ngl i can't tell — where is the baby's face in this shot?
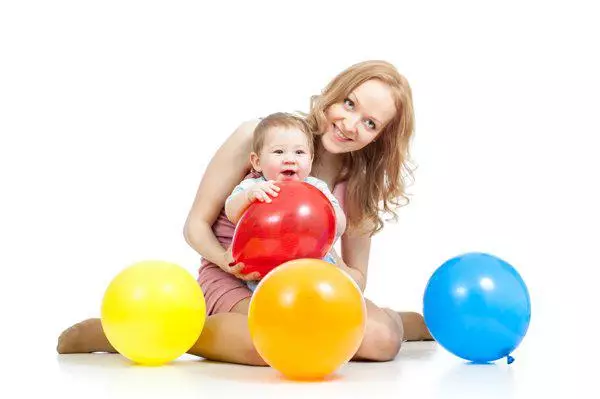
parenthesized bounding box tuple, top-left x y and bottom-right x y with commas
(253, 127, 312, 182)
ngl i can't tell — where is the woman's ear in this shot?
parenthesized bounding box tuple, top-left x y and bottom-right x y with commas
(250, 152, 261, 172)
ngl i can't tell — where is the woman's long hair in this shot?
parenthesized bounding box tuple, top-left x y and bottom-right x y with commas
(306, 60, 416, 235)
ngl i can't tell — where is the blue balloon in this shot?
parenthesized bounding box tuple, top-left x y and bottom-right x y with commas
(423, 252, 531, 363)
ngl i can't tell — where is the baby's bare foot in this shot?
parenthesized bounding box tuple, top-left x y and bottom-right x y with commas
(57, 318, 117, 354)
(398, 312, 434, 341)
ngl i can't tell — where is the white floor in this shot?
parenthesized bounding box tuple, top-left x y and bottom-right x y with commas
(13, 338, 582, 399)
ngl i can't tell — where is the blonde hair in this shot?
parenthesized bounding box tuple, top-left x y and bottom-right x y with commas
(252, 112, 315, 155)
(307, 60, 416, 235)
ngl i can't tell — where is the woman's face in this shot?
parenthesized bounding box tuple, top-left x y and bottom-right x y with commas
(322, 79, 397, 154)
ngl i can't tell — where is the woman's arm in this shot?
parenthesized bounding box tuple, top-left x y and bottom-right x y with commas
(333, 206, 347, 240)
(331, 216, 376, 293)
(338, 229, 371, 292)
(183, 120, 259, 269)
(304, 177, 347, 239)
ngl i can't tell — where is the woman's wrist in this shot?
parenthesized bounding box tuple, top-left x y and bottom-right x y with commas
(216, 249, 231, 270)
(342, 265, 365, 292)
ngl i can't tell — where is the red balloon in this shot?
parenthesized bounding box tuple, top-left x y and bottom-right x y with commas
(231, 181, 336, 278)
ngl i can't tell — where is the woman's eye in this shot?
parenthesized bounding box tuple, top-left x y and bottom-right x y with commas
(343, 98, 355, 109)
(365, 119, 376, 130)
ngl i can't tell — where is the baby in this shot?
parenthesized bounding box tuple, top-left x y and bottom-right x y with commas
(224, 112, 346, 290)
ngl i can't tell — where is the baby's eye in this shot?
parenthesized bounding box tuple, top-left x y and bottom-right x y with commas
(343, 98, 355, 109)
(296, 150, 306, 155)
(273, 149, 284, 154)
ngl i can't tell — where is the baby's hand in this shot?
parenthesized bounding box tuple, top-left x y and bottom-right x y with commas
(245, 180, 280, 203)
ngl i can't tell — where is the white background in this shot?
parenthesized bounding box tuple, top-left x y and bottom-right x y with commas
(1, 1, 599, 397)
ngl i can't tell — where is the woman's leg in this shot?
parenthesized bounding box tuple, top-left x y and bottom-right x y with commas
(57, 318, 116, 354)
(57, 298, 267, 365)
(56, 274, 267, 366)
(193, 297, 413, 364)
(57, 284, 426, 363)
(398, 311, 433, 341)
(351, 299, 404, 362)
(190, 297, 406, 365)
(186, 262, 266, 365)
(186, 298, 267, 366)
(56, 304, 428, 359)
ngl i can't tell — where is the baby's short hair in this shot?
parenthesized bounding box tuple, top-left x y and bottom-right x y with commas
(252, 112, 315, 155)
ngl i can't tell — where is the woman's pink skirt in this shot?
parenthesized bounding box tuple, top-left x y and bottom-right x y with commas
(197, 260, 252, 315)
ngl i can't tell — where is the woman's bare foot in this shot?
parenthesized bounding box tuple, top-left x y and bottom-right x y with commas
(398, 312, 433, 341)
(56, 318, 117, 354)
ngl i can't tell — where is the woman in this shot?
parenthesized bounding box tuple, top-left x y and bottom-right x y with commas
(57, 60, 432, 364)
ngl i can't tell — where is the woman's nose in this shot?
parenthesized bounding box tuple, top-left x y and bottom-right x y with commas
(342, 114, 360, 135)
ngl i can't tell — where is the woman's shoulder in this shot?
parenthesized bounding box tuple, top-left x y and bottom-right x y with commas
(226, 120, 260, 145)
(234, 119, 261, 136)
(224, 119, 260, 158)
(333, 179, 348, 191)
(332, 180, 348, 211)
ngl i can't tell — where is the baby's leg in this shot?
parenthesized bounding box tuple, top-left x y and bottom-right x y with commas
(57, 318, 116, 354)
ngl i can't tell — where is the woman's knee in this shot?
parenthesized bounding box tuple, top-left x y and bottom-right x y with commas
(232, 319, 267, 366)
(357, 302, 404, 361)
(362, 321, 403, 361)
(190, 313, 267, 366)
(242, 346, 268, 366)
(222, 331, 267, 367)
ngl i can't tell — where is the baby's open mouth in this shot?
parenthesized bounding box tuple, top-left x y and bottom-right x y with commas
(281, 170, 296, 177)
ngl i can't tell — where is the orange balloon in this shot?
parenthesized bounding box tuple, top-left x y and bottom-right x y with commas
(248, 259, 366, 380)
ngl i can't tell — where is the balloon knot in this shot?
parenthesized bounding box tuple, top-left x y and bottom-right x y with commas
(507, 355, 515, 364)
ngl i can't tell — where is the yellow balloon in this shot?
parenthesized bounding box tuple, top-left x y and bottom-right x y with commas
(248, 259, 366, 380)
(101, 260, 206, 366)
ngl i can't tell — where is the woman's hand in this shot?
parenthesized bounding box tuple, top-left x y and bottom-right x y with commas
(220, 246, 261, 281)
